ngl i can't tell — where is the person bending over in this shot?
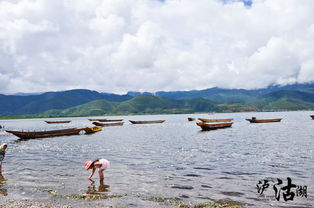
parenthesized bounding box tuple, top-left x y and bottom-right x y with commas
(84, 159, 110, 179)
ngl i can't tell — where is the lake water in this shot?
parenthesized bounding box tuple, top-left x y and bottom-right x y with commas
(0, 112, 313, 207)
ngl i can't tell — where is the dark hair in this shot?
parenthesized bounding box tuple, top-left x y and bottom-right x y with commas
(91, 159, 100, 167)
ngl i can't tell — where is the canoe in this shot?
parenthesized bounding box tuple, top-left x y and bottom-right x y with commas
(188, 117, 196, 121)
(97, 119, 123, 122)
(197, 122, 233, 131)
(45, 120, 71, 124)
(246, 117, 282, 123)
(310, 115, 314, 119)
(129, 120, 165, 124)
(83, 126, 103, 134)
(6, 128, 85, 139)
(93, 121, 124, 127)
(198, 118, 233, 122)
(89, 118, 123, 122)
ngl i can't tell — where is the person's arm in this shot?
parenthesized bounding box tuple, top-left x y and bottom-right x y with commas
(88, 168, 96, 179)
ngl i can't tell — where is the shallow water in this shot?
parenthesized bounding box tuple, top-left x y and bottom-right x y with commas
(0, 112, 313, 207)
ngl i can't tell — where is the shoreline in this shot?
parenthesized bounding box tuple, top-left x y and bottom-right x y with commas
(0, 199, 112, 208)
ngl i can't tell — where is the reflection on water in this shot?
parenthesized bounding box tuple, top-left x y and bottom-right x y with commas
(86, 179, 110, 195)
(0, 112, 313, 207)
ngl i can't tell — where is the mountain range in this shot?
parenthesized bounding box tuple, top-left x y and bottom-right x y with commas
(1, 83, 314, 117)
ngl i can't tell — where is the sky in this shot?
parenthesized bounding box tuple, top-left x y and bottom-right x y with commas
(0, 0, 314, 94)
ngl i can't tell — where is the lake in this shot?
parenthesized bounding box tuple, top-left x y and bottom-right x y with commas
(0, 111, 313, 207)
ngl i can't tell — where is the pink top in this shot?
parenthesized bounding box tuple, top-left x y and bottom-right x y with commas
(99, 159, 110, 170)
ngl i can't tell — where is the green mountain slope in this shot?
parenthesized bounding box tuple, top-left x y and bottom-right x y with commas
(253, 90, 314, 111)
(2, 83, 314, 117)
(40, 100, 117, 117)
(38, 95, 223, 116)
(0, 89, 131, 116)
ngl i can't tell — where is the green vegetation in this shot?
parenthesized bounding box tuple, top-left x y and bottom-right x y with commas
(143, 196, 244, 208)
(1, 83, 314, 118)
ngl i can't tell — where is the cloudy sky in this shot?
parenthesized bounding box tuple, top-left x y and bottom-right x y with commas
(0, 0, 313, 94)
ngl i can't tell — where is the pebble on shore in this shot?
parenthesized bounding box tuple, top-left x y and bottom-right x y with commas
(0, 200, 72, 208)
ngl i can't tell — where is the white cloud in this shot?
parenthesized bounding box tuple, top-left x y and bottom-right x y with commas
(0, 0, 313, 94)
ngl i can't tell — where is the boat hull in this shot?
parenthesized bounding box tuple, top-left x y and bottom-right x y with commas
(6, 128, 84, 139)
(45, 121, 71, 124)
(198, 118, 233, 122)
(188, 117, 195, 121)
(93, 121, 124, 127)
(97, 119, 123, 122)
(246, 118, 282, 123)
(197, 122, 233, 131)
(83, 126, 103, 134)
(129, 120, 165, 124)
(89, 119, 123, 122)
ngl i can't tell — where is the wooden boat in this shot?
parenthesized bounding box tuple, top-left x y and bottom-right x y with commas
(129, 120, 165, 124)
(45, 120, 71, 124)
(197, 122, 233, 131)
(198, 118, 233, 122)
(89, 118, 123, 122)
(246, 117, 282, 123)
(188, 117, 196, 121)
(83, 126, 103, 134)
(310, 115, 314, 119)
(6, 128, 85, 139)
(97, 119, 123, 122)
(88, 119, 101, 121)
(93, 121, 124, 127)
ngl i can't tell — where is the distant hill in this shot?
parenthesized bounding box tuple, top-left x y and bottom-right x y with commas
(0, 89, 131, 116)
(253, 90, 314, 111)
(128, 83, 314, 103)
(39, 95, 222, 117)
(1, 83, 314, 117)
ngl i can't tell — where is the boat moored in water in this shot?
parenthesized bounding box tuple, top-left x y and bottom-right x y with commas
(93, 121, 124, 127)
(83, 126, 103, 134)
(188, 117, 196, 121)
(197, 122, 233, 131)
(6, 128, 85, 139)
(45, 120, 71, 124)
(129, 120, 165, 124)
(97, 119, 123, 122)
(246, 117, 282, 123)
(198, 118, 233, 122)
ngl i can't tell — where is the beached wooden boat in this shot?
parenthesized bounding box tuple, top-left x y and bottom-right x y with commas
(198, 118, 233, 122)
(246, 117, 282, 123)
(310, 115, 314, 119)
(93, 121, 124, 127)
(6, 128, 85, 139)
(129, 120, 165, 124)
(197, 122, 233, 131)
(188, 117, 196, 121)
(83, 126, 103, 134)
(45, 120, 71, 124)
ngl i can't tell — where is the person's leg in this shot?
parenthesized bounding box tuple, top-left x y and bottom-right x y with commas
(98, 169, 104, 180)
